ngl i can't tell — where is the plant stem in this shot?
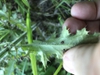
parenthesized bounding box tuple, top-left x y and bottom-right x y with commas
(26, 10, 33, 44)
(30, 52, 37, 75)
(26, 9, 38, 75)
(53, 62, 63, 75)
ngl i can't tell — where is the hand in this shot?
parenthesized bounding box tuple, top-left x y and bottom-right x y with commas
(63, 1, 100, 34)
(63, 1, 100, 75)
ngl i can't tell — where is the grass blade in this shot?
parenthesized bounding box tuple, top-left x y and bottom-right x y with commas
(53, 62, 63, 75)
(5, 59, 16, 75)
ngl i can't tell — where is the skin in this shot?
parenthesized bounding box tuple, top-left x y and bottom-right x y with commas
(63, 1, 100, 34)
(63, 0, 100, 75)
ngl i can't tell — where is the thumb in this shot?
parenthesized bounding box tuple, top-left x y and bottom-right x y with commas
(63, 44, 96, 75)
(88, 43, 100, 75)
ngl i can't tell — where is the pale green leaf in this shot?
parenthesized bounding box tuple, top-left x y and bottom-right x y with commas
(21, 60, 27, 75)
(37, 51, 49, 68)
(5, 59, 16, 75)
(0, 10, 7, 18)
(21, 27, 100, 67)
(2, 4, 7, 12)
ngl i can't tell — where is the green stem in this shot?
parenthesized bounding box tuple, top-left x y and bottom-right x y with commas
(30, 52, 37, 75)
(26, 9, 38, 75)
(53, 62, 63, 75)
(26, 9, 33, 44)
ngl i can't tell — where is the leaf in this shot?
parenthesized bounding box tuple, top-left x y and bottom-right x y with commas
(15, 0, 27, 13)
(5, 59, 16, 75)
(67, 72, 71, 75)
(2, 4, 7, 12)
(0, 48, 8, 62)
(0, 10, 7, 18)
(22, 0, 30, 8)
(0, 30, 10, 41)
(20, 27, 100, 67)
(10, 17, 26, 31)
(44, 66, 56, 75)
(21, 60, 27, 75)
(37, 51, 48, 68)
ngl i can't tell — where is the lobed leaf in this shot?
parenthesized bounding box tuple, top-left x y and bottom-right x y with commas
(20, 27, 100, 67)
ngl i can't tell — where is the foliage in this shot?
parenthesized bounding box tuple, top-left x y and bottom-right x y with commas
(21, 26, 100, 68)
(0, 0, 96, 75)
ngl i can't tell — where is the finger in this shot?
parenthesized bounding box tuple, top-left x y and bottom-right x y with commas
(63, 17, 100, 34)
(63, 49, 75, 74)
(63, 17, 86, 34)
(86, 20, 100, 33)
(71, 1, 100, 20)
(63, 44, 96, 75)
(89, 43, 100, 75)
